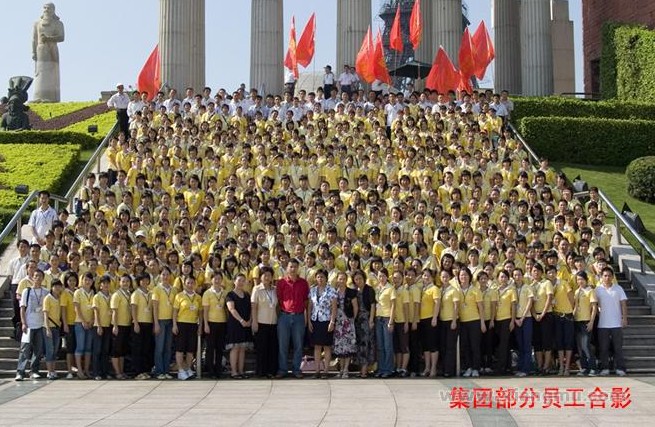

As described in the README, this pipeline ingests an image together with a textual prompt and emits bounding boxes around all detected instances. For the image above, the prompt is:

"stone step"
[626,315,655,325]
[627,306,652,315]
[0,318,14,327]
[627,297,646,306]
[0,299,13,309]
[623,288,640,298]
[623,345,655,357]
[0,337,19,349]
[0,347,19,358]
[624,335,655,346]
[625,356,655,370]
[623,325,655,336]
[0,358,67,372]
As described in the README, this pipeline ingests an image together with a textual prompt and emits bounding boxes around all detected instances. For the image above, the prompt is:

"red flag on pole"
[284,16,299,78]
[409,0,422,50]
[356,26,375,84]
[458,71,473,94]
[373,30,392,84]
[390,5,403,52]
[137,44,161,101]
[458,27,476,79]
[425,46,460,94]
[472,21,495,80]
[296,13,316,68]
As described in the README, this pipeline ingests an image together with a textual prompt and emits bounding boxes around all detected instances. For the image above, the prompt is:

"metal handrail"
[509,122,655,273]
[0,191,68,243]
[63,122,118,210]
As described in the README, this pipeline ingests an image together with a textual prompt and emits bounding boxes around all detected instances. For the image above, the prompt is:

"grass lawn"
[27,101,100,120]
[554,162,655,267]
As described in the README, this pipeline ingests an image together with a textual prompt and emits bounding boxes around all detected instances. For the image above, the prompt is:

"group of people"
[7,79,629,382]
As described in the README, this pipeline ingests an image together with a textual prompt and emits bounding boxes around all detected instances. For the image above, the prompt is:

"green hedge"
[512,97,655,123]
[27,101,101,120]
[518,116,655,167]
[0,130,100,149]
[626,156,655,203]
[62,112,116,137]
[601,23,655,101]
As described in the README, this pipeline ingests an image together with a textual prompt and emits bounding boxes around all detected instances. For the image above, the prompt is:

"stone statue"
[32,3,64,102]
[0,77,33,131]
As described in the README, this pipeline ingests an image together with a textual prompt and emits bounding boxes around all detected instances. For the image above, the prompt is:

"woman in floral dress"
[353,269,376,378]
[332,271,358,378]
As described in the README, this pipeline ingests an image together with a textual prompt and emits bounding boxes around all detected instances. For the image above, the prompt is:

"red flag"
[425,46,460,94]
[472,21,495,80]
[356,26,375,84]
[458,27,476,79]
[458,71,473,94]
[296,13,316,68]
[409,0,422,50]
[284,16,299,78]
[389,5,403,52]
[137,45,161,101]
[373,30,392,84]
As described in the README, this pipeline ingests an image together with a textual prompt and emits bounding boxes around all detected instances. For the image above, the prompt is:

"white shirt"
[285,71,296,84]
[28,205,57,241]
[385,102,403,127]
[106,92,130,109]
[595,284,627,328]
[127,100,145,119]
[21,287,49,329]
[323,72,335,85]
[182,96,195,106]
[323,97,338,111]
[8,255,28,284]
[338,72,354,86]
[162,98,181,112]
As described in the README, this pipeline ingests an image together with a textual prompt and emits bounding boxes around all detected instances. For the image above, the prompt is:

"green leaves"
[627,156,655,203]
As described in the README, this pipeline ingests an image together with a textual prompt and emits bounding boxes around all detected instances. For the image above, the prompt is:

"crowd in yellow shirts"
[10,84,619,380]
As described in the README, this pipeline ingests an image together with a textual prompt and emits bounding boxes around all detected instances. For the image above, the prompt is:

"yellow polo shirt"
[43,294,61,328]
[151,285,177,320]
[496,286,518,321]
[393,286,409,323]
[110,290,132,326]
[92,292,112,327]
[516,284,534,318]
[574,286,598,322]
[439,285,462,321]
[419,284,441,320]
[552,280,574,314]
[376,284,397,318]
[202,288,228,323]
[60,289,76,325]
[174,291,202,324]
[73,288,95,323]
[481,287,499,321]
[409,283,422,322]
[459,286,483,322]
[533,279,553,314]
[131,288,153,324]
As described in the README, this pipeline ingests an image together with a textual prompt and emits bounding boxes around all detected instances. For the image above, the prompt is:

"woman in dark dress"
[353,269,376,378]
[225,274,253,379]
[308,269,338,378]
[333,272,358,378]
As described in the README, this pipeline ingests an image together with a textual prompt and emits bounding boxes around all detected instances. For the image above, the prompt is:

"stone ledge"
[611,230,655,314]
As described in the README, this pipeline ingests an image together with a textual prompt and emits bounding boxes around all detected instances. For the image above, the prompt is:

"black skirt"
[310,320,334,346]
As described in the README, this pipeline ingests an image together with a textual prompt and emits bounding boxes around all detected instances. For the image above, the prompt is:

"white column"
[414,0,434,64]
[159,0,205,95]
[551,0,575,94]
[250,0,283,95]
[521,0,554,95]
[432,0,462,66]
[336,0,372,72]
[493,0,522,93]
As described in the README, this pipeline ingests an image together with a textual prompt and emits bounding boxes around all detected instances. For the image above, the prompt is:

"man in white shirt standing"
[595,266,628,376]
[106,83,130,136]
[127,91,146,123]
[28,191,58,246]
[323,65,335,96]
[338,65,355,97]
[15,269,49,381]
[181,87,195,106]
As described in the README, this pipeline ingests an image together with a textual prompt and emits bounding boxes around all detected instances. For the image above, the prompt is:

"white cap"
[135,230,146,237]
[116,82,124,88]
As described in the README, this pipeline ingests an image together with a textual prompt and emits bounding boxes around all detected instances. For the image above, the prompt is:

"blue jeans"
[575,321,596,371]
[516,317,533,373]
[17,327,45,375]
[277,313,305,375]
[376,317,394,375]
[74,323,93,355]
[154,319,173,375]
[44,328,60,362]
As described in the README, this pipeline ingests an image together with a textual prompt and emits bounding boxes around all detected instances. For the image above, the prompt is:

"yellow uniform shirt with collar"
[459,286,484,322]
[151,285,177,320]
[495,285,518,321]
[408,283,422,321]
[552,279,574,314]
[92,292,112,327]
[439,285,462,321]
[60,289,76,325]
[375,284,396,318]
[573,286,598,322]
[131,288,153,324]
[516,284,534,318]
[43,294,61,328]
[202,288,228,323]
[481,287,499,321]
[393,286,410,323]
[532,279,554,314]
[110,290,132,326]
[419,284,441,320]
[174,292,202,324]
[73,288,95,323]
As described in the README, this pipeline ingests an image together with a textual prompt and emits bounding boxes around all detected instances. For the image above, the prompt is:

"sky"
[3,0,583,101]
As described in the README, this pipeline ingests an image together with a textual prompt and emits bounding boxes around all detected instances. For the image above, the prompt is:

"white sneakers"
[471,370,480,377]
[599,369,610,376]
[616,369,627,377]
[15,373,23,381]
[178,370,189,380]
[462,368,472,377]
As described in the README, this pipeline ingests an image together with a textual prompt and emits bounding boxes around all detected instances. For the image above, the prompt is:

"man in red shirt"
[276,258,309,378]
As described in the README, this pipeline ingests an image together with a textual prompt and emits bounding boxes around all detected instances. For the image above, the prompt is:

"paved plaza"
[0,376,652,426]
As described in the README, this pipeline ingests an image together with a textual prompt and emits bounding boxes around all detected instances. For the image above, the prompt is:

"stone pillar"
[250,0,284,95]
[493,0,522,94]
[551,0,575,94]
[413,0,434,64]
[432,0,462,66]
[159,0,205,94]
[520,0,553,95]
[336,0,372,72]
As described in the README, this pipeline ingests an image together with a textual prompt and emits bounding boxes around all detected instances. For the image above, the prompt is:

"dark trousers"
[255,323,279,377]
[408,328,421,374]
[205,322,226,377]
[598,327,625,371]
[131,323,154,375]
[116,109,129,137]
[16,327,44,375]
[92,327,112,378]
[11,284,19,327]
[481,320,494,370]
[439,320,458,376]
[460,320,482,371]
[494,319,512,373]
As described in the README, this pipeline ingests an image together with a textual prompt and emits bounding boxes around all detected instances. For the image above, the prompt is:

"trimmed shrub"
[512,97,655,123]
[0,130,100,149]
[518,117,655,167]
[27,101,101,120]
[62,111,117,137]
[626,156,655,203]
